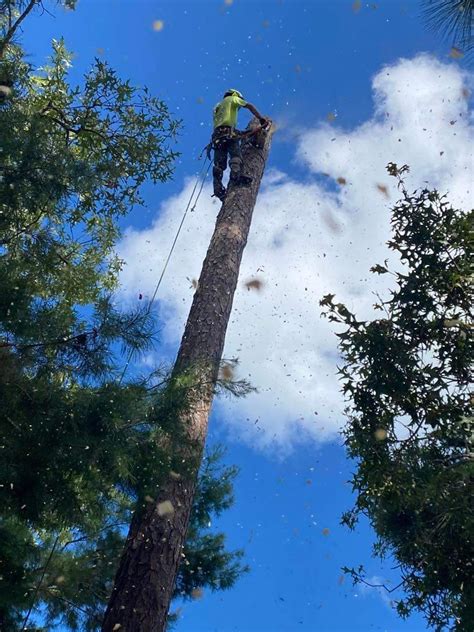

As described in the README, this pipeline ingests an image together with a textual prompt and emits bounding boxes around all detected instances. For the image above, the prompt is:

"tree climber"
[211,89,268,202]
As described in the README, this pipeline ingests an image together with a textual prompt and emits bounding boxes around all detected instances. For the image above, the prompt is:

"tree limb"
[0,0,39,60]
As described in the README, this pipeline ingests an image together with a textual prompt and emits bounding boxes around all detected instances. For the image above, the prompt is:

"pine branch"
[422,0,474,50]
[21,534,60,631]
[0,329,98,351]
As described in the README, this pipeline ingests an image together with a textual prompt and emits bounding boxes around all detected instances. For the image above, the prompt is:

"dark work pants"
[212,135,242,198]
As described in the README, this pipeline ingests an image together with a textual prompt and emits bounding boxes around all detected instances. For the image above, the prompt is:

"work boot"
[212,185,227,202]
[213,165,226,201]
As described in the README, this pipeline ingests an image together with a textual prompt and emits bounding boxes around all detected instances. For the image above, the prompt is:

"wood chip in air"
[244,278,264,291]
[376,184,389,197]
[157,500,175,517]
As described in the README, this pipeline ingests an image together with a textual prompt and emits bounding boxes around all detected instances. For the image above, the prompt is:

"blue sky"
[22,1,473,631]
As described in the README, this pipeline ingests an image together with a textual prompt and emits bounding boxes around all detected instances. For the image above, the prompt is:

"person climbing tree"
[211,88,268,201]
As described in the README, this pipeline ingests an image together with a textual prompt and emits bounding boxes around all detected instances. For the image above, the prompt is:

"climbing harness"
[202,121,269,162]
[201,125,235,161]
[118,158,212,384]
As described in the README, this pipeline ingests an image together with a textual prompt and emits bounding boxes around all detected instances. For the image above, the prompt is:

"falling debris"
[336,177,347,185]
[157,500,175,517]
[152,20,165,32]
[326,112,336,122]
[321,210,343,234]
[220,362,235,381]
[449,47,464,59]
[112,625,122,631]
[376,184,389,197]
[191,587,204,600]
[187,276,199,290]
[444,318,462,328]
[322,528,330,536]
[352,0,362,13]
[244,277,264,292]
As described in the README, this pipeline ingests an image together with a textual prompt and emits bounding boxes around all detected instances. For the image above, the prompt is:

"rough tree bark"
[102,119,274,632]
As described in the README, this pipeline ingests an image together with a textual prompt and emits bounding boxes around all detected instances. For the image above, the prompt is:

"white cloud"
[118,55,473,451]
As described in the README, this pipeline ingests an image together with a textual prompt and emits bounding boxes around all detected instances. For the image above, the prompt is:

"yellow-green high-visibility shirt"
[213,94,248,129]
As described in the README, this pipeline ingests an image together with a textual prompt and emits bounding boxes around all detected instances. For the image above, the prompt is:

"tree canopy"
[321,164,473,631]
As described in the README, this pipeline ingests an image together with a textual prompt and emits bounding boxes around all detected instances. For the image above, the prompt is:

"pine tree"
[102,124,274,631]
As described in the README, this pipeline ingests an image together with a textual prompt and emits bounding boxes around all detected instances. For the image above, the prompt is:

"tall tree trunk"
[102,120,274,632]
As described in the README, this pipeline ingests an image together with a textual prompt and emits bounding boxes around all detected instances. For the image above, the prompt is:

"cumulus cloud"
[117,55,473,451]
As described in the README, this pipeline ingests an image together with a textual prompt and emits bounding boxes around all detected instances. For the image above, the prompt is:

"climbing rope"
[118,158,212,384]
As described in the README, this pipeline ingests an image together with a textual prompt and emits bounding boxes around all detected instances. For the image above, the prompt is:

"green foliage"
[1,38,179,316]
[321,164,473,631]
[0,448,246,631]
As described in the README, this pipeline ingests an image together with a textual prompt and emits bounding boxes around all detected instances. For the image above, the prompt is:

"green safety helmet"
[224,88,244,99]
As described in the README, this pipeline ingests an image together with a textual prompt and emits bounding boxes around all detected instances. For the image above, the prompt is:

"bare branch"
[0,329,97,351]
[357,577,404,594]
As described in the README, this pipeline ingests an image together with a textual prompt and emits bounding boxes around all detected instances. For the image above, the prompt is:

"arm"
[244,103,268,125]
